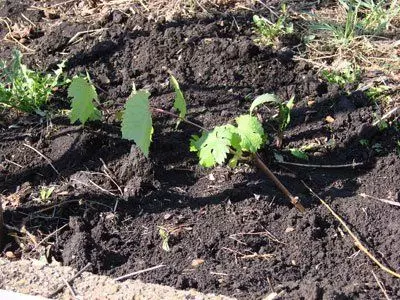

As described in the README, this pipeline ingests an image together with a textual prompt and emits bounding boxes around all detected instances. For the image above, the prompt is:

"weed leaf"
[68,77,101,125]
[249,93,278,114]
[121,90,153,157]
[235,115,264,152]
[170,74,187,128]
[289,148,309,160]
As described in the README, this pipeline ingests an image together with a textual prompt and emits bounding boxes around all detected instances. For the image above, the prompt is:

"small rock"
[325,116,335,123]
[285,227,295,233]
[164,213,173,220]
[191,259,205,268]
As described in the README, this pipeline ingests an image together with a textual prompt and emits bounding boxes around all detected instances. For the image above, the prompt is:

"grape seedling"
[67,74,305,212]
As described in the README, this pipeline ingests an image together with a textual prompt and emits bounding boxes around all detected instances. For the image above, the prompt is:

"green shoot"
[249,93,278,115]
[253,4,293,46]
[0,49,66,113]
[170,74,187,128]
[68,75,101,125]
[359,139,369,146]
[158,227,170,252]
[39,186,55,202]
[277,96,294,136]
[249,93,294,148]
[115,76,304,211]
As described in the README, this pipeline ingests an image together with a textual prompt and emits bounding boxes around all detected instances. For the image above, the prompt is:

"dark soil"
[1,1,400,299]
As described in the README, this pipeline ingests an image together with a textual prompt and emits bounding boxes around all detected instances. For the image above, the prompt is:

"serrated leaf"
[170,74,187,128]
[68,77,101,125]
[121,90,153,157]
[249,93,278,115]
[193,125,233,167]
[235,115,264,153]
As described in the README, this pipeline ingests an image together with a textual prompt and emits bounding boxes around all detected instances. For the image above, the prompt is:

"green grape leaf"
[249,93,278,115]
[235,115,264,153]
[121,90,153,157]
[68,77,101,125]
[192,125,233,167]
[170,74,187,128]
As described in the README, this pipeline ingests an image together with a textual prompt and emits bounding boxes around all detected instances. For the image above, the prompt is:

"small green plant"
[253,4,293,46]
[39,186,55,202]
[158,227,170,252]
[253,94,295,148]
[0,50,66,113]
[359,139,369,146]
[396,140,400,157]
[366,85,392,104]
[68,75,101,125]
[122,84,303,211]
[321,64,360,88]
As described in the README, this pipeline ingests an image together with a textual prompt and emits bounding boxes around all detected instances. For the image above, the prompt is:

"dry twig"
[277,160,364,169]
[371,270,391,300]
[359,193,400,208]
[48,263,92,298]
[23,143,60,175]
[32,223,69,252]
[115,264,166,281]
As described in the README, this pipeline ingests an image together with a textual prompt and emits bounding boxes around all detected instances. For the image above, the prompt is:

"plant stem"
[253,153,305,212]
[152,106,305,212]
[150,107,208,132]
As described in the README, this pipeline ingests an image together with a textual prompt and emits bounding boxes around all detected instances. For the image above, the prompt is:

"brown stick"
[253,153,305,212]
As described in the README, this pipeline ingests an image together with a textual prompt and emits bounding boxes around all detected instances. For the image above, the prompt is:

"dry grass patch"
[31,0,258,22]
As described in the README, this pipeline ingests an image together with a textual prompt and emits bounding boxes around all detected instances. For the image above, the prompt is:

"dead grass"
[31,0,258,22]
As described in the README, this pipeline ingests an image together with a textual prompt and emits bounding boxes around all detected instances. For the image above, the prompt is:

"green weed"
[0,50,66,114]
[39,186,55,202]
[321,64,360,87]
[253,4,293,46]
